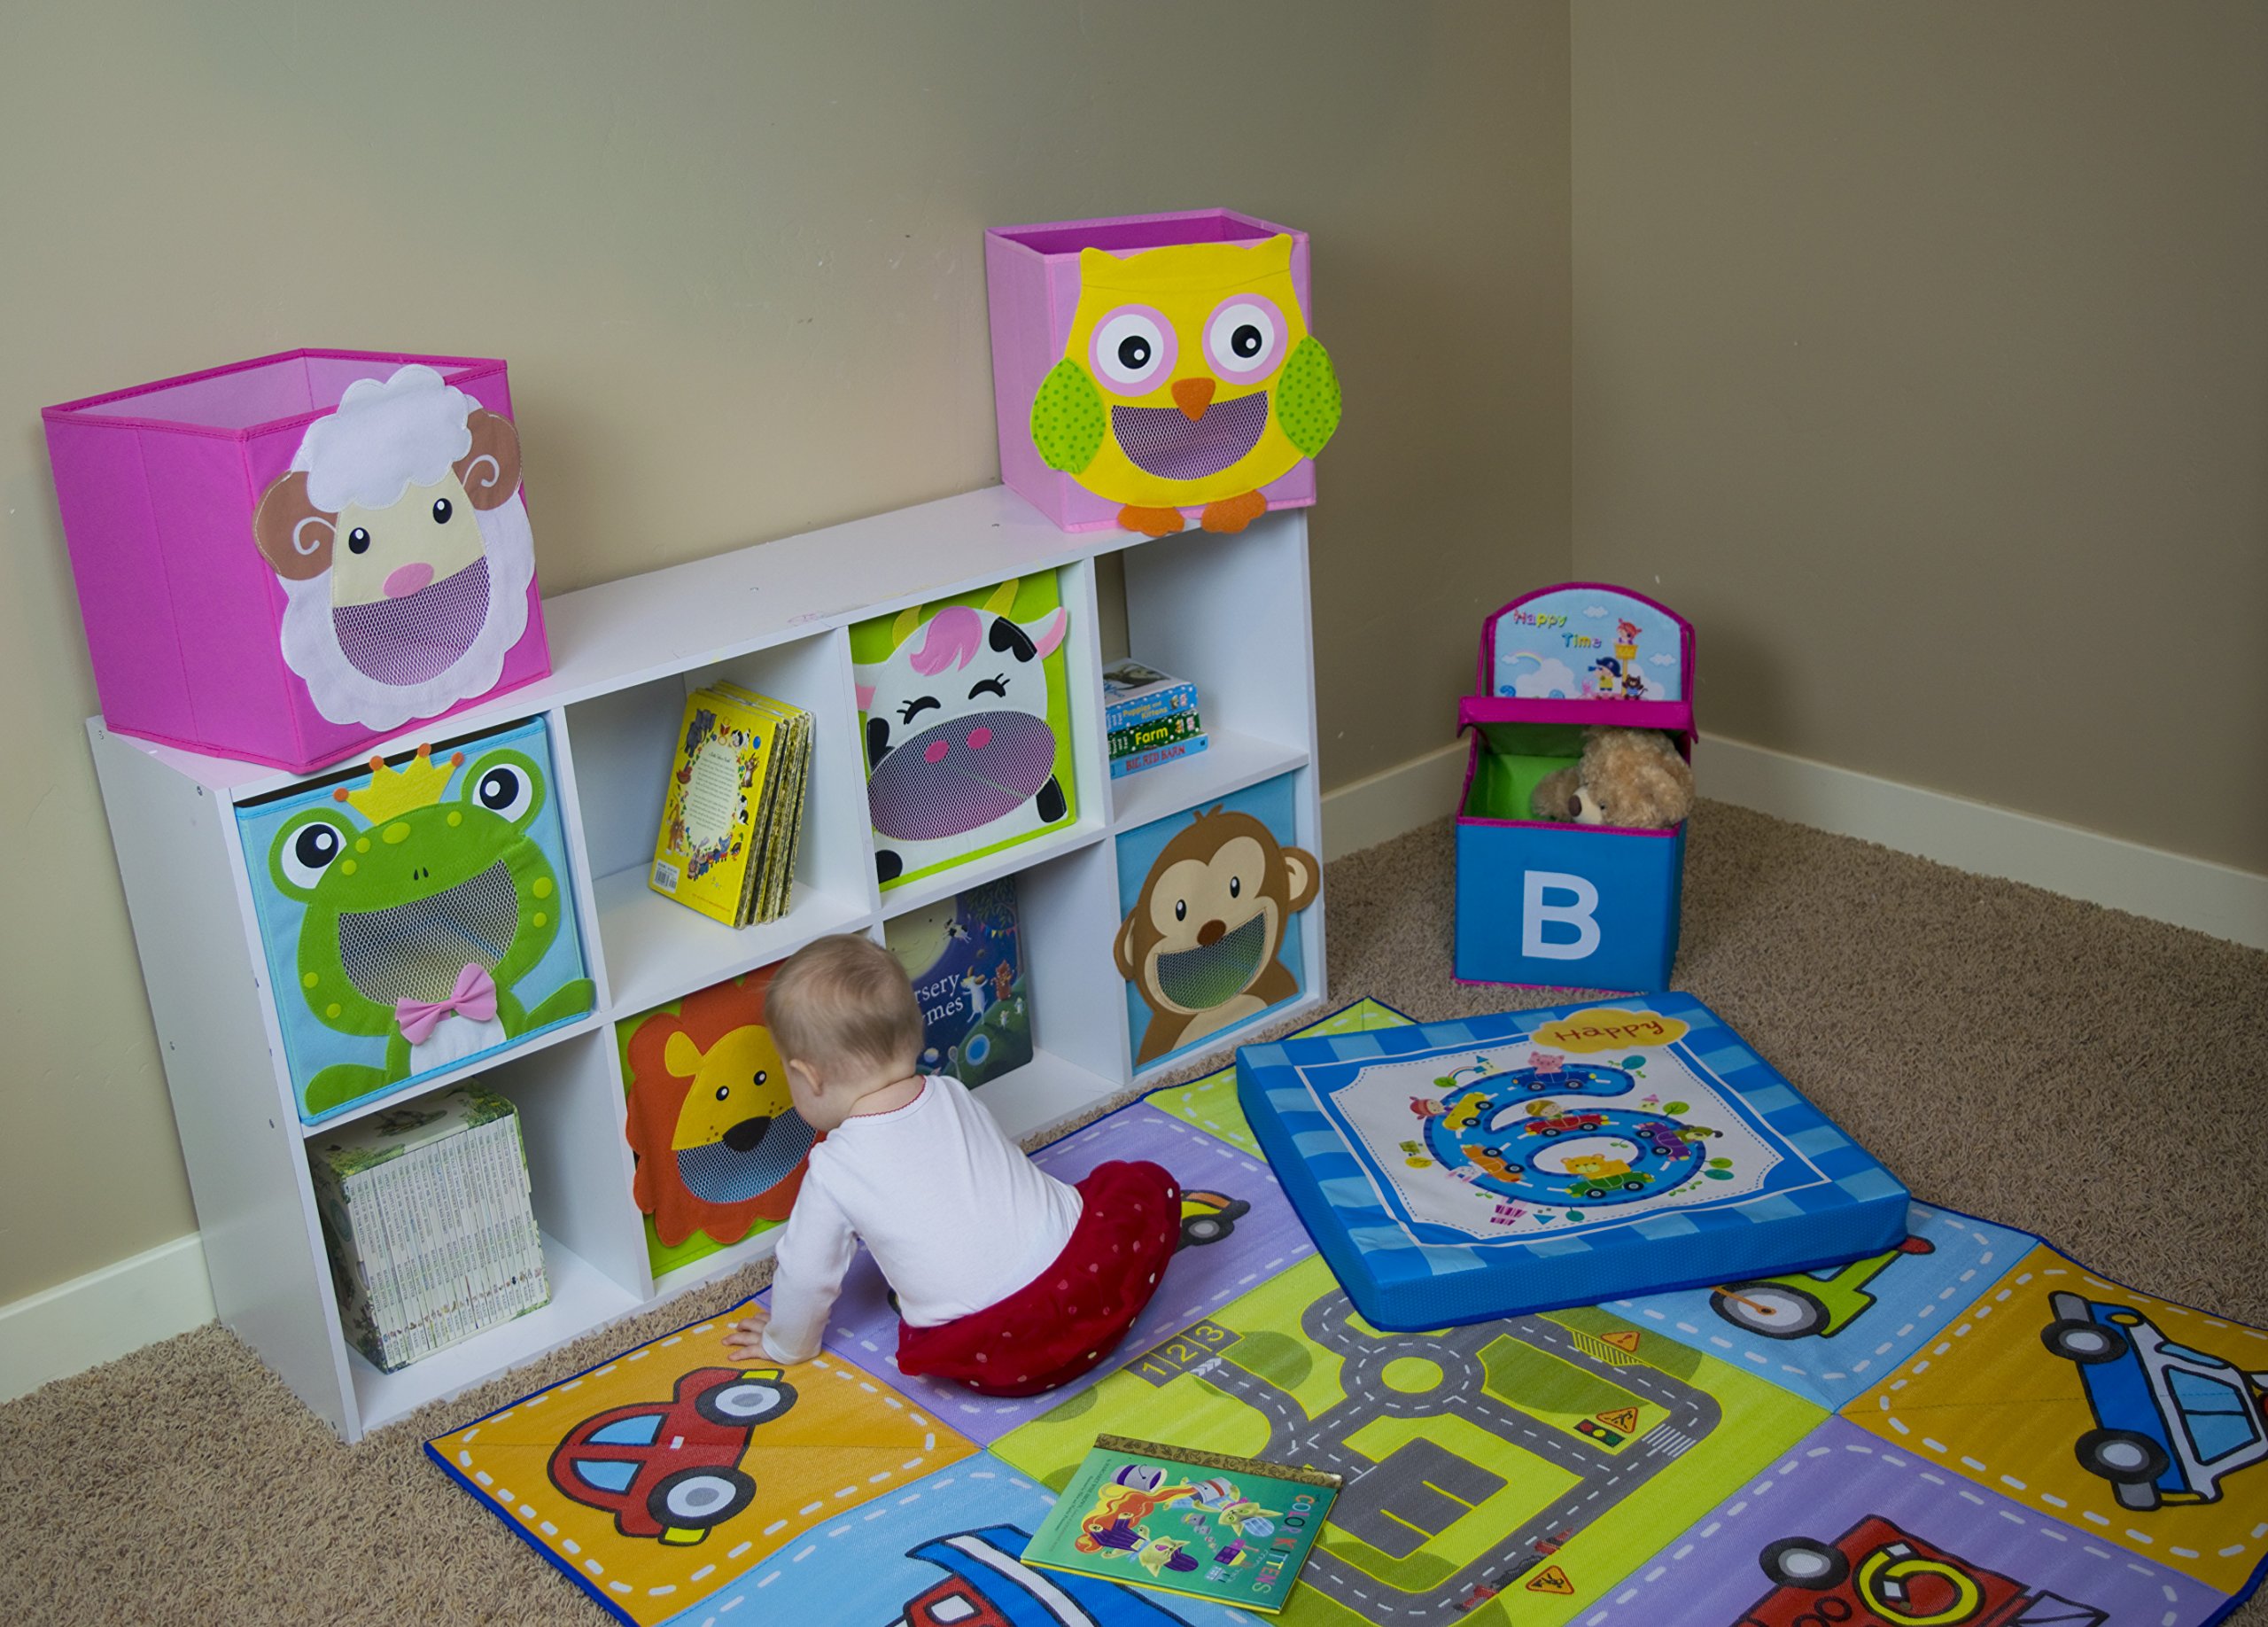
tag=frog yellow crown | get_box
[333,743,463,822]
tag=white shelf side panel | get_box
[1054,555,1115,848]
[88,723,357,1436]
[484,1028,651,1301]
[540,704,619,1014]
[1014,834,1135,1096]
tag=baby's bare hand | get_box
[723,1306,772,1359]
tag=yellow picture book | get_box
[649,686,809,928]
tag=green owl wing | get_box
[1030,359,1107,474]
[1277,336,1342,458]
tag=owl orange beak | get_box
[1171,378,1215,421]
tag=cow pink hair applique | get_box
[853,578,1072,887]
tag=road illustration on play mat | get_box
[1135,1287,1722,1623]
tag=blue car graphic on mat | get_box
[2042,1291,2268,1509]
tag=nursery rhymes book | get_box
[1021,1436,1340,1614]
[882,879,1030,1087]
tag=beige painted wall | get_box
[0,3,1571,1302]
[1573,3,2268,872]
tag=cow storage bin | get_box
[984,209,1336,533]
[43,349,551,774]
[1454,584,1696,991]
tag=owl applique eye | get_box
[1205,294,1285,385]
[1091,306,1177,394]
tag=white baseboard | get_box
[1320,738,1468,861]
[1315,729,2268,951]
[1702,736,2268,951]
[0,1233,214,1405]
[8,735,2254,1406]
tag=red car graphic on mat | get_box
[548,1366,797,1545]
[1740,1515,2103,1627]
[1524,1112,1605,1138]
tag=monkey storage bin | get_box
[233,717,595,1126]
[43,349,552,775]
[1455,584,1696,992]
[984,209,1340,534]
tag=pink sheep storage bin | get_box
[43,349,552,775]
[984,209,1340,536]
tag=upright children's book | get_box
[1021,1436,1340,1615]
[650,685,812,928]
[882,879,1031,1087]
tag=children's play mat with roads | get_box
[431,1000,2268,1627]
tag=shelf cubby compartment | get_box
[563,627,874,1016]
[1110,518,1317,827]
[1123,757,1329,1088]
[882,832,1135,1140]
[345,1028,649,1433]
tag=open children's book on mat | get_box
[1020,1436,1340,1613]
[430,995,2268,1627]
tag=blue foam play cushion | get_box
[1234,993,1910,1327]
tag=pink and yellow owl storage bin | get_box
[43,349,552,775]
[1455,585,1697,993]
[984,209,1342,536]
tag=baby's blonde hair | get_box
[765,933,924,1076]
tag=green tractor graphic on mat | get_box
[1710,1235,1936,1341]
[268,742,594,1115]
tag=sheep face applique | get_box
[252,364,538,731]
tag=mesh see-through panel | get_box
[336,860,518,1004]
[1155,911,1269,1010]
[332,556,492,686]
[673,1115,816,1204]
[1111,393,1268,481]
[866,711,1057,842]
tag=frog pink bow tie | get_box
[396,963,499,1044]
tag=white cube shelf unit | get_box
[89,486,1325,1441]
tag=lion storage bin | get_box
[233,717,595,1126]
[1454,585,1696,992]
[984,209,1341,536]
[43,349,552,774]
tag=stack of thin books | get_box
[308,1086,550,1374]
[649,682,815,928]
[1104,658,1208,778]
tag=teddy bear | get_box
[1530,726,1694,829]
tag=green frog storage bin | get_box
[1455,584,1694,992]
[236,717,595,1125]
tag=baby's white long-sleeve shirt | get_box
[760,1076,1084,1365]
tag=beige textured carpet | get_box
[4,799,2263,1625]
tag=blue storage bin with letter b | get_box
[1454,583,1694,991]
